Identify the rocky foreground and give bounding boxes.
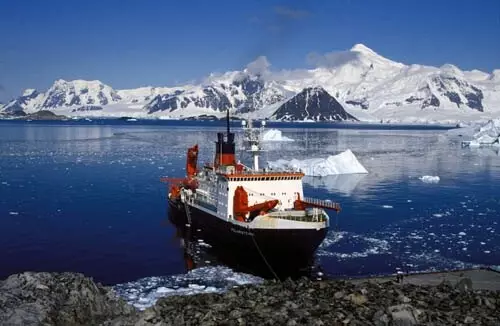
[1,272,499,326]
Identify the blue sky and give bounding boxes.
[1,0,499,102]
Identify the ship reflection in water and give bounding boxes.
[167,208,325,280]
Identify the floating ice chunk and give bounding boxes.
[461,119,500,147]
[382,205,393,209]
[419,175,440,183]
[433,214,443,217]
[188,284,206,290]
[156,287,174,294]
[114,266,263,310]
[9,212,19,215]
[268,149,368,176]
[262,129,294,142]
[458,232,466,236]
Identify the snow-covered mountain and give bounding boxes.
[3,80,121,114]
[2,44,500,123]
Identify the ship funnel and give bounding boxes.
[214,111,236,167]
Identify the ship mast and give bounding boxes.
[242,118,265,171]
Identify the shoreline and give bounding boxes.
[0,116,459,130]
[1,267,499,325]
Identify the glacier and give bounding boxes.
[267,149,368,177]
[2,43,500,124]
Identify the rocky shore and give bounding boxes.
[1,272,499,325]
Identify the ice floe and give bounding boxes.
[302,174,367,195]
[114,266,263,310]
[419,175,440,183]
[261,129,294,142]
[267,150,368,176]
[461,119,500,147]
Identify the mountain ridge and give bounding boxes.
[2,44,499,123]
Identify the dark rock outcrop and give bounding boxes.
[72,105,103,112]
[109,278,499,326]
[346,98,369,110]
[145,87,232,114]
[430,75,484,111]
[272,87,358,122]
[1,272,499,325]
[0,272,135,326]
[0,110,66,120]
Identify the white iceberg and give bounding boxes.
[461,119,500,147]
[302,174,367,195]
[419,175,440,183]
[262,129,294,142]
[267,149,368,176]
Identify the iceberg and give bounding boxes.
[267,149,368,176]
[461,119,500,147]
[302,174,367,195]
[262,129,294,142]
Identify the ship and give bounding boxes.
[162,111,341,277]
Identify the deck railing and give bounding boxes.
[269,210,328,223]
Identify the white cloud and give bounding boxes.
[245,56,271,76]
[306,50,360,68]
[274,6,310,20]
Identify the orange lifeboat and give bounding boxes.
[233,186,279,222]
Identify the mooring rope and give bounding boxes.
[251,234,280,281]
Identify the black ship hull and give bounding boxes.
[168,198,328,279]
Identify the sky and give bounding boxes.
[1,0,499,102]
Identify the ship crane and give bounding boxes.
[294,194,341,212]
[241,118,266,171]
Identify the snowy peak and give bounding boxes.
[272,86,357,121]
[144,72,287,117]
[3,88,43,113]
[22,89,37,97]
[117,86,176,104]
[2,43,499,123]
[350,43,379,56]
[42,79,121,108]
[428,73,484,111]
[3,79,123,112]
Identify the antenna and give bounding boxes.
[226,109,230,135]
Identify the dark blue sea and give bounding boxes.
[1,119,499,308]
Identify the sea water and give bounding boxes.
[1,119,498,308]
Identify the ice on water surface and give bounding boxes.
[114,266,263,310]
[419,175,440,183]
[458,119,500,147]
[261,128,294,142]
[267,149,368,176]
